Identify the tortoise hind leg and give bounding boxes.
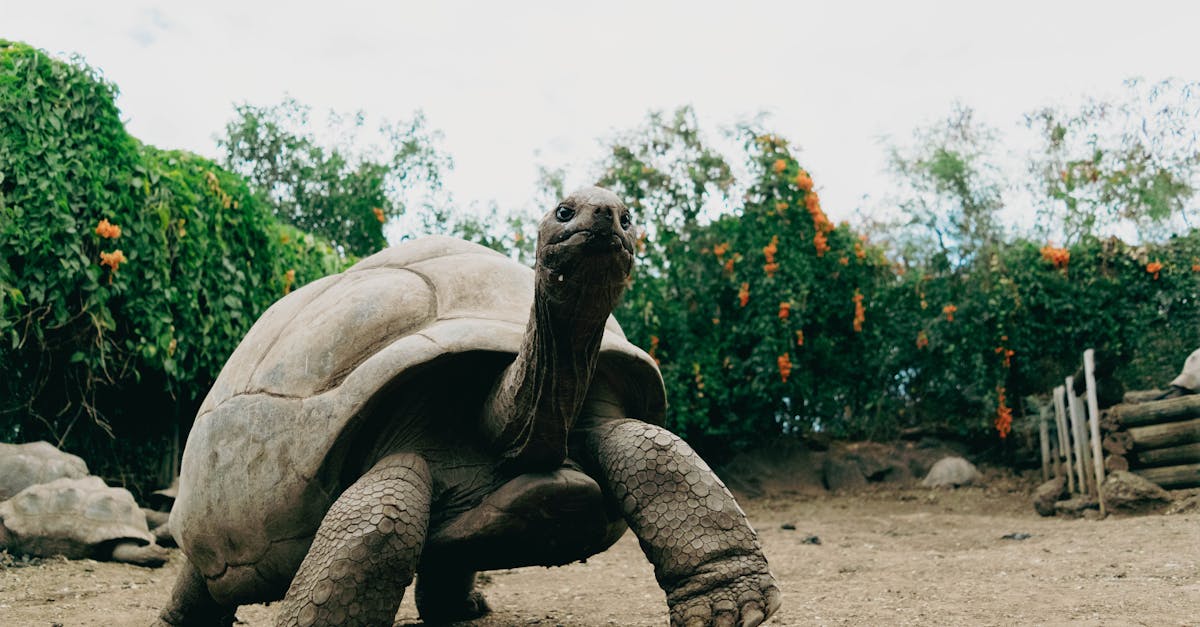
[276,452,432,626]
[415,567,490,623]
[154,559,238,626]
[110,540,169,567]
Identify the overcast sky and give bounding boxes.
[5,1,1199,234]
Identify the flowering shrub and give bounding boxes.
[0,42,344,493]
[601,109,1200,453]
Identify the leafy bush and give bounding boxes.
[598,110,1200,461]
[0,41,344,495]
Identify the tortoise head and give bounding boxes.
[535,187,636,315]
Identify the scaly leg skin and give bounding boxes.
[414,567,490,623]
[580,419,781,627]
[276,453,431,627]
[154,559,238,627]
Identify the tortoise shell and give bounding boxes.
[171,236,664,604]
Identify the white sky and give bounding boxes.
[5,1,1199,234]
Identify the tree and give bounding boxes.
[1026,78,1200,243]
[883,104,1007,270]
[219,98,450,257]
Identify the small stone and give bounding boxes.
[1054,496,1099,518]
[1033,476,1067,517]
[1100,470,1172,515]
[921,456,981,488]
[1001,532,1032,541]
[800,535,821,545]
[780,523,796,530]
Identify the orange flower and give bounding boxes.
[372,207,386,223]
[775,201,788,213]
[995,386,1013,439]
[99,249,127,272]
[724,257,737,274]
[762,236,779,277]
[838,256,849,266]
[916,330,929,349]
[777,353,793,383]
[778,301,791,320]
[854,241,866,260]
[713,242,730,259]
[795,171,813,192]
[942,304,957,322]
[1146,261,1163,280]
[795,330,805,346]
[95,218,121,239]
[283,268,296,294]
[813,231,830,257]
[772,159,787,174]
[852,290,865,332]
[648,335,660,363]
[1040,244,1069,269]
[995,346,1015,368]
[763,236,778,264]
[738,282,750,307]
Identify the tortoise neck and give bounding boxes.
[480,272,615,471]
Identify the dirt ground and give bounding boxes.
[3,469,1198,627]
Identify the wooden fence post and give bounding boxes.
[1083,349,1107,515]
[1067,377,1093,495]
[1039,403,1052,482]
[1054,385,1075,494]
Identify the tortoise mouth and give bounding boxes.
[560,230,629,255]
[542,225,638,284]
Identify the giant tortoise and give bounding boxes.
[157,187,781,626]
[0,440,89,500]
[0,476,167,566]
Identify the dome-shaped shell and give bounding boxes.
[0,476,152,559]
[172,236,664,604]
[0,441,89,501]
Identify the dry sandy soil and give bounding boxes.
[2,474,1198,626]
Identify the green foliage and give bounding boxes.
[220,98,449,257]
[0,42,345,494]
[1026,79,1200,242]
[597,109,1200,460]
[884,104,1005,269]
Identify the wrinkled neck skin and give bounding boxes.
[481,264,626,472]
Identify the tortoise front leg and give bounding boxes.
[578,419,781,627]
[276,452,431,627]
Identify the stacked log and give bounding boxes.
[1100,394,1200,489]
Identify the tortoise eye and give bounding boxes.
[619,212,632,229]
[555,206,575,222]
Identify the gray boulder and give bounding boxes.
[1033,476,1067,516]
[921,456,981,488]
[1101,470,1172,515]
[822,456,867,491]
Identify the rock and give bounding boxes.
[1033,476,1067,517]
[1054,496,1099,518]
[780,523,796,530]
[1001,532,1032,541]
[1166,493,1200,515]
[921,456,980,488]
[822,456,867,492]
[800,535,821,545]
[1100,470,1172,515]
